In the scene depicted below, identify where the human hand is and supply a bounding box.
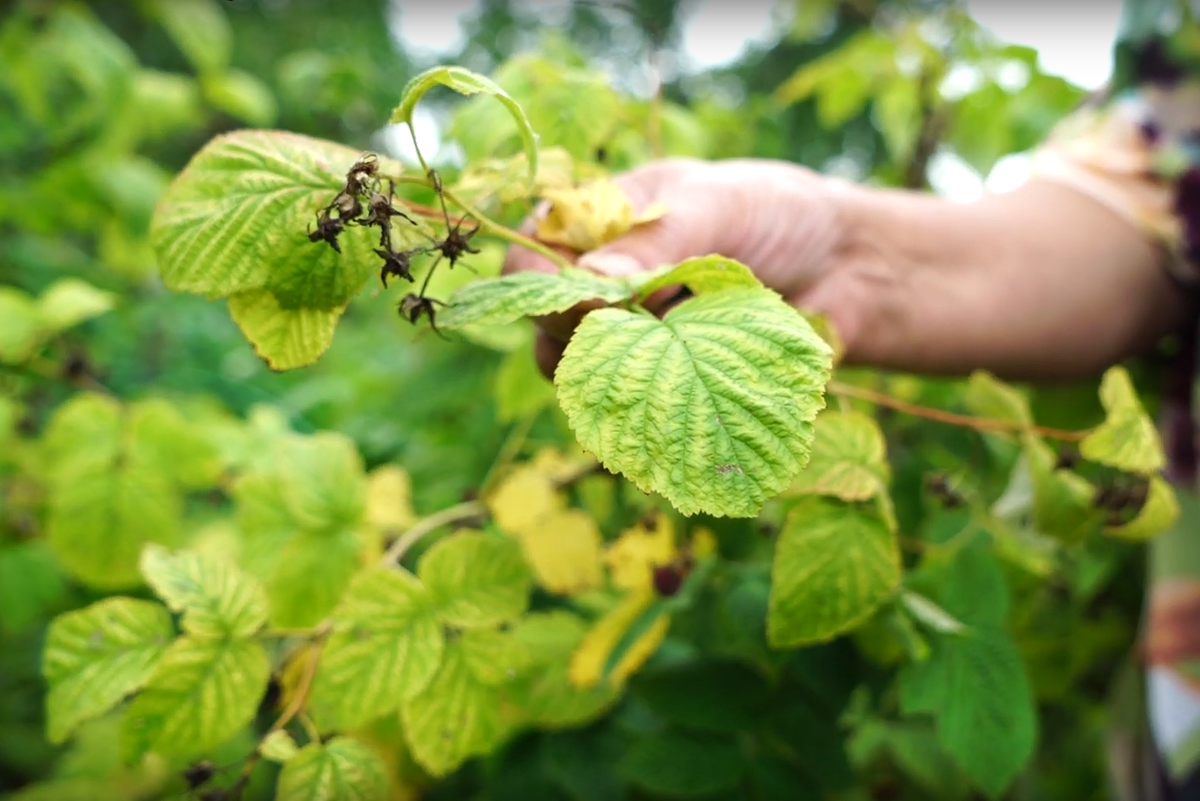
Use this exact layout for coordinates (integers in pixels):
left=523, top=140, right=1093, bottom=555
left=502, top=157, right=883, bottom=377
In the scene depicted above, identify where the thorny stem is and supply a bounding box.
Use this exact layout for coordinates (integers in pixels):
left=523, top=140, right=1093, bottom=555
left=828, top=379, right=1089, bottom=442
left=442, top=187, right=575, bottom=271
left=380, top=500, right=487, bottom=567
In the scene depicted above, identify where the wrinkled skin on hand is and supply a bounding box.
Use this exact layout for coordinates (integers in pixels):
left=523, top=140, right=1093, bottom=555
left=502, top=157, right=888, bottom=378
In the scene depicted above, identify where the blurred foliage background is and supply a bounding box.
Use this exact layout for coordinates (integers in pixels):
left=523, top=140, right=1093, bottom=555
left=0, top=0, right=1145, bottom=799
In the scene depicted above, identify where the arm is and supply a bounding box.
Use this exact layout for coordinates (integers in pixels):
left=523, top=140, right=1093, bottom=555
left=826, top=177, right=1192, bottom=380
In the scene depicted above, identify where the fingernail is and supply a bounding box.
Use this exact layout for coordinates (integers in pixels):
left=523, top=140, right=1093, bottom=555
left=577, top=252, right=643, bottom=277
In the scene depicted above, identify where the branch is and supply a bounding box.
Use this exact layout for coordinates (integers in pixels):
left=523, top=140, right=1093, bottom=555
left=828, top=379, right=1088, bottom=442
left=379, top=499, right=487, bottom=567
left=442, top=187, right=576, bottom=271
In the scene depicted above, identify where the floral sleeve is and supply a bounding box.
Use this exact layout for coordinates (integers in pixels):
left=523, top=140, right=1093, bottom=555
left=1030, top=1, right=1200, bottom=290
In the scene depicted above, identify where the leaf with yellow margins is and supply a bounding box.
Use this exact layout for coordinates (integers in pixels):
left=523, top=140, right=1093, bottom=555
left=1106, top=475, right=1180, bottom=541
left=569, top=591, right=670, bottom=689
left=787, top=410, right=888, bottom=502
left=515, top=508, right=604, bottom=595
left=536, top=180, right=667, bottom=252
left=1081, top=366, right=1165, bottom=474
left=365, top=465, right=417, bottom=533
left=604, top=512, right=676, bottom=592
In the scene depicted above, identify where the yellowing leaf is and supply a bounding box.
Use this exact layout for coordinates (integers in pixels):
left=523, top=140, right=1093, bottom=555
left=604, top=512, right=676, bottom=592
left=536, top=180, right=667, bottom=252
left=1106, top=475, right=1180, bottom=541
left=691, top=527, right=718, bottom=559
left=487, top=464, right=564, bottom=536
left=365, top=465, right=417, bottom=532
left=515, top=508, right=604, bottom=595
left=227, top=289, right=345, bottom=372
left=569, top=591, right=669, bottom=689
left=787, top=410, right=888, bottom=501
left=1081, top=366, right=1165, bottom=474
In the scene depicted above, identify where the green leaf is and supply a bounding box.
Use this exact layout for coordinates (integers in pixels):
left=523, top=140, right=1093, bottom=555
left=438, top=270, right=630, bottom=330
left=125, top=398, right=222, bottom=490
left=634, top=659, right=770, bottom=733
left=139, top=545, right=268, bottom=639
left=392, top=65, right=538, bottom=184
left=619, top=731, right=744, bottom=797
left=875, top=76, right=921, bottom=163
left=768, top=497, right=900, bottom=647
left=1080, top=366, right=1165, bottom=473
left=494, top=341, right=556, bottom=423
left=964, top=370, right=1032, bottom=427
left=277, top=432, right=367, bottom=530
left=35, top=278, right=116, bottom=333
left=400, top=640, right=509, bottom=776
left=1023, top=435, right=1101, bottom=541
left=506, top=612, right=619, bottom=728
left=276, top=737, right=389, bottom=801
left=418, top=531, right=531, bottom=628
left=458, top=627, right=533, bottom=684
left=260, top=730, right=299, bottom=764
left=633, top=256, right=762, bottom=300
left=787, top=410, right=889, bottom=501
left=227, top=289, right=346, bottom=371
left=149, top=0, right=231, bottom=74
left=1106, top=475, right=1180, bottom=540
left=0, top=287, right=41, bottom=363
left=309, top=569, right=444, bottom=730
left=202, top=69, right=277, bottom=127
left=122, top=635, right=270, bottom=762
left=556, top=289, right=832, bottom=517
left=42, top=598, right=174, bottom=744
left=0, top=541, right=66, bottom=635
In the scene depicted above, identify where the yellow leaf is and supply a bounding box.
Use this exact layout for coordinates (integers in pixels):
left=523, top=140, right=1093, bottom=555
left=536, top=180, right=668, bottom=252
left=568, top=591, right=669, bottom=688
left=365, top=465, right=417, bottom=532
left=691, top=527, right=718, bottom=559
left=487, top=464, right=565, bottom=536
left=604, top=512, right=675, bottom=592
left=515, top=508, right=604, bottom=595
left=530, top=447, right=592, bottom=484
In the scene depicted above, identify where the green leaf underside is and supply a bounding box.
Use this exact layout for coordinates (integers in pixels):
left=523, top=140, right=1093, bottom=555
left=391, top=66, right=538, bottom=184
left=418, top=531, right=532, bottom=628
left=228, top=289, right=345, bottom=371
left=401, top=642, right=508, bottom=776
left=122, top=635, right=270, bottom=762
left=1080, top=366, right=1165, bottom=474
left=555, top=289, right=832, bottom=517
left=437, top=269, right=631, bottom=330
left=140, top=546, right=268, bottom=639
left=310, top=569, right=444, bottom=730
left=634, top=255, right=763, bottom=299
left=768, top=497, right=901, bottom=647
left=788, top=410, right=888, bottom=501
left=151, top=130, right=379, bottom=303
left=276, top=737, right=389, bottom=801
left=43, top=598, right=174, bottom=744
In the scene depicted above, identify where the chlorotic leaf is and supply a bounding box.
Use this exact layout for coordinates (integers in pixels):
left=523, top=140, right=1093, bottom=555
left=364, top=465, right=417, bottom=533
left=569, top=592, right=670, bottom=688
left=963, top=370, right=1032, bottom=427
left=437, top=270, right=630, bottom=330
left=768, top=496, right=901, bottom=647
left=260, top=730, right=300, bottom=764
left=486, top=463, right=565, bottom=535
left=0, top=287, right=43, bottom=363
left=1023, top=435, right=1101, bottom=542
left=457, top=627, right=533, bottom=685
left=227, top=289, right=345, bottom=371
left=139, top=545, right=268, bottom=639
left=276, top=737, right=389, bottom=801
left=276, top=432, right=367, bottom=530
left=535, top=180, right=666, bottom=252
left=122, top=635, right=270, bottom=762
left=555, top=289, right=832, bottom=518
left=149, top=0, right=231, bottom=74
left=42, top=598, right=174, bottom=744
left=604, top=511, right=676, bottom=593
left=634, top=256, right=762, bottom=300
left=1080, top=366, right=1165, bottom=474
left=787, top=410, right=889, bottom=501
left=1106, top=475, right=1180, bottom=541
left=151, top=130, right=380, bottom=301
left=309, top=569, right=444, bottom=730
left=391, top=65, right=538, bottom=184
left=418, top=531, right=531, bottom=628
left=400, top=641, right=509, bottom=776
left=35, top=278, right=116, bottom=333
left=512, top=507, right=605, bottom=595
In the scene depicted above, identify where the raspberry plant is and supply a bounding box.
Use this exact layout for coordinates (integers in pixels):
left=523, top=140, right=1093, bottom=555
left=0, top=4, right=1185, bottom=800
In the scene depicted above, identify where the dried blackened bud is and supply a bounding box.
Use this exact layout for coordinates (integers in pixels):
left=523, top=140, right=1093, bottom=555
left=183, top=760, right=216, bottom=789
left=1053, top=446, right=1078, bottom=471
left=307, top=212, right=344, bottom=253
left=925, top=473, right=964, bottom=508
left=398, top=293, right=448, bottom=339
left=376, top=247, right=418, bottom=287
